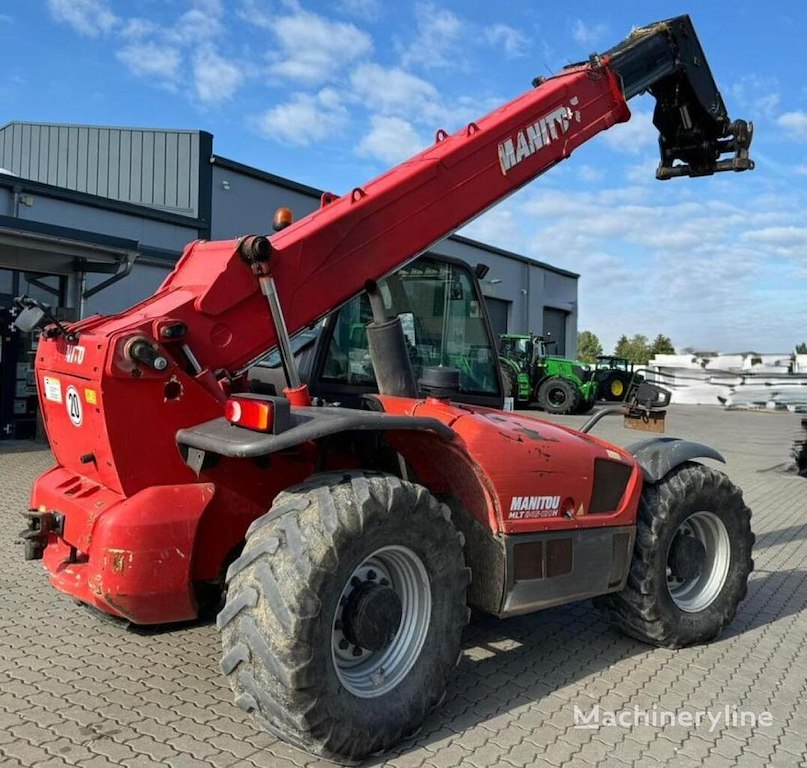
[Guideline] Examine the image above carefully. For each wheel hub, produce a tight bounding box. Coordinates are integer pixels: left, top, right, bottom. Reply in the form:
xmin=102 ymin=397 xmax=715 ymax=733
xmin=665 ymin=511 xmax=731 ymax=613
xmin=331 ymin=546 xmax=432 ymax=698
xmin=342 ymin=581 xmax=403 ymax=652
xmin=668 ymin=533 xmax=706 ymax=582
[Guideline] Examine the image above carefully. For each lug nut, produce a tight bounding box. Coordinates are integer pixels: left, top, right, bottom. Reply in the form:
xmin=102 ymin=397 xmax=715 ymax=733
xmin=380 ymin=578 xmax=389 ymax=587
xmin=351 ymin=576 xmax=361 ymax=587
xmin=339 ymin=639 xmax=349 ymax=650
xmin=352 ymin=647 xmax=363 ymax=657
xmin=367 ymin=570 xmax=377 ymax=580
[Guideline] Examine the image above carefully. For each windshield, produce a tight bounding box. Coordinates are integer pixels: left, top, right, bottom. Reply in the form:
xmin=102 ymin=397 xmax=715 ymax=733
xmin=255 ymin=325 xmax=322 ymax=369
xmin=322 ymin=258 xmax=499 ymax=396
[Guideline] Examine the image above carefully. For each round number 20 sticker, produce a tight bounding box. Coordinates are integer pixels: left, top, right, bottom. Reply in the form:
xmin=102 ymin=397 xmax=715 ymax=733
xmin=66 ymin=386 xmax=83 ymax=427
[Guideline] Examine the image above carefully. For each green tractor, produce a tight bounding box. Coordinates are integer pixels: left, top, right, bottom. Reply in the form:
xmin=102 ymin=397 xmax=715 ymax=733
xmin=498 ymin=333 xmax=597 ymax=414
xmin=593 ymin=356 xmax=645 ymax=402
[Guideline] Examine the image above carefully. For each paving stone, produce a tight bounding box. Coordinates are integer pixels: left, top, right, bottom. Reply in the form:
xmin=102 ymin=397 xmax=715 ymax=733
xmin=1 ymin=408 xmax=805 ymax=768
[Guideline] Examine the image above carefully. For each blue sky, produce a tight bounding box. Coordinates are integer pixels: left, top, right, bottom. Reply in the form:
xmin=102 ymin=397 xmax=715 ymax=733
xmin=1 ymin=1 xmax=805 ymax=353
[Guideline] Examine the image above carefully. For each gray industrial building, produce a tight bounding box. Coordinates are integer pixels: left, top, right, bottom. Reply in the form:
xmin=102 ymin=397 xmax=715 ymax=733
xmin=0 ymin=120 xmax=579 ymax=438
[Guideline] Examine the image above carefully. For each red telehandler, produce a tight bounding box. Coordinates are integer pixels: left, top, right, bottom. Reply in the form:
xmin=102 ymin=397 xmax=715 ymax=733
xmin=16 ymin=16 xmax=754 ymax=763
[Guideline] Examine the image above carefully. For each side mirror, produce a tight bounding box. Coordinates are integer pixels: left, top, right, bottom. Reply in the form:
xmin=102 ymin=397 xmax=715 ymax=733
xmin=13 ymin=306 xmax=46 ymax=334
xmin=633 ymin=381 xmax=672 ymax=409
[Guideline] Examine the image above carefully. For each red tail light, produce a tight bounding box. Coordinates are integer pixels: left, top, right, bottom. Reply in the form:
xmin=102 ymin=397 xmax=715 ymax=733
xmin=225 ymin=396 xmax=274 ymax=432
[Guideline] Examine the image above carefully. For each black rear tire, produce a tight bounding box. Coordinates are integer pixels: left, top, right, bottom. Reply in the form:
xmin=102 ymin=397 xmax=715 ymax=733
xmin=500 ymin=366 xmax=518 ymax=405
xmin=596 ymin=462 xmax=754 ymax=648
xmin=601 ymin=371 xmax=629 ymax=401
xmin=217 ymin=471 xmax=469 ymax=764
xmin=537 ymin=377 xmax=581 ymax=415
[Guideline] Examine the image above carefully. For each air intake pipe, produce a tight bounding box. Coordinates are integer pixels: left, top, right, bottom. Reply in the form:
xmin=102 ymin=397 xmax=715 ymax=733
xmin=364 ymin=280 xmax=418 ymax=398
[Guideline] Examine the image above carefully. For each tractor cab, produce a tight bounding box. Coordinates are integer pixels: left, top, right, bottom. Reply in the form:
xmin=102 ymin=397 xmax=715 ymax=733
xmin=249 ymin=254 xmax=504 ymax=409
xmin=596 ymin=356 xmax=632 ymax=372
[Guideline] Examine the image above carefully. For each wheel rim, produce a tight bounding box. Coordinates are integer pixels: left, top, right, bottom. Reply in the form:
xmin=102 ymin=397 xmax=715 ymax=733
xmin=331 ymin=545 xmax=431 ymax=698
xmin=610 ymin=379 xmax=624 ymax=397
xmin=548 ymin=387 xmax=566 ymax=406
xmin=666 ymin=511 xmax=730 ymax=612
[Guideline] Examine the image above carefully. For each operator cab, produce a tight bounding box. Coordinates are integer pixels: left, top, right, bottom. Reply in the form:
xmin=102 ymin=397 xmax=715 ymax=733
xmin=249 ymin=254 xmax=504 ymax=409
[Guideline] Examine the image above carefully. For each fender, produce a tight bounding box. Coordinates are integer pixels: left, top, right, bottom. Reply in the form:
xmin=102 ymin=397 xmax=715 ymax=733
xmin=627 ymin=437 xmax=725 ymax=484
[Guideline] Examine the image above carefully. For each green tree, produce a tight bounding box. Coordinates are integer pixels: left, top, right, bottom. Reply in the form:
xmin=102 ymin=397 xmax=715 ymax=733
xmin=796 ymin=342 xmax=807 ymax=354
xmin=614 ymin=335 xmax=631 ymax=359
xmin=614 ymin=334 xmax=651 ymax=365
xmin=577 ymin=330 xmax=603 ymax=363
xmin=651 ymin=334 xmax=676 ymax=356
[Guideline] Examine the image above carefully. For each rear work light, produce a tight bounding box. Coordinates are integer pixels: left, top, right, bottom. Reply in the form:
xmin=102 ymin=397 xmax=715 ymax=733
xmin=225 ymin=396 xmax=274 ymax=432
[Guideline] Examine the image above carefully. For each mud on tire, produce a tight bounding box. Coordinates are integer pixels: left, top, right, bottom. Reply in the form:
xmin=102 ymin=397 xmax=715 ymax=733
xmin=217 ymin=471 xmax=469 ymax=764
xmin=596 ymin=462 xmax=754 ymax=648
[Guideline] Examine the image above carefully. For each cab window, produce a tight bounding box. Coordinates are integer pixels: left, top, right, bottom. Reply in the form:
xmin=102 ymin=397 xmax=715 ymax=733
xmin=322 ymin=258 xmax=499 ymax=396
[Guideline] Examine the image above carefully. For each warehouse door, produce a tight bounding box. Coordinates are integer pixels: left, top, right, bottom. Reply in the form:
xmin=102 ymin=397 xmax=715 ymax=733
xmin=542 ymin=308 xmax=568 ymax=355
xmin=485 ymin=297 xmax=509 ymax=339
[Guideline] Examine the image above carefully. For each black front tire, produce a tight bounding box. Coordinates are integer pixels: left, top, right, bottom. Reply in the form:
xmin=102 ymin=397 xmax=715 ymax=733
xmin=596 ymin=462 xmax=754 ymax=648
xmin=217 ymin=471 xmax=469 ymax=764
xmin=537 ymin=377 xmax=581 ymax=415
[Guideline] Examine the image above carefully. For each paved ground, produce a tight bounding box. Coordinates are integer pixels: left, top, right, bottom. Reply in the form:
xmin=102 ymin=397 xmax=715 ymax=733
xmin=1 ymin=405 xmax=805 ymax=768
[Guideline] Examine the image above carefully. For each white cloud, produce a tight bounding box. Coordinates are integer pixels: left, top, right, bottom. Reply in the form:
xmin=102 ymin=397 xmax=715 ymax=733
xmin=337 ymin=0 xmax=382 ymax=20
xmin=357 ymin=115 xmax=426 ymax=165
xmin=0 ymin=14 xmax=13 ymax=24
xmin=742 ymin=226 xmax=807 ymax=257
xmin=625 ymin=158 xmax=659 ymax=184
xmin=266 ymin=9 xmax=373 ymax=84
xmin=171 ymin=0 xmax=223 ymax=44
xmin=777 ymin=111 xmax=807 ymax=141
xmin=578 ymin=164 xmax=605 ymax=184
xmin=193 ymin=46 xmax=244 ymax=104
xmin=237 ymin=0 xmax=274 ymax=29
xmin=460 ymin=205 xmax=524 ymax=253
xmin=351 ymin=64 xmax=439 ymax=118
xmin=257 ymin=89 xmax=349 ymax=145
xmin=485 ymin=24 xmax=528 ymax=58
xmin=571 ymin=18 xmax=607 ymax=48
xmin=730 ymin=74 xmax=780 ymax=114
xmin=116 ymin=43 xmax=181 ymax=85
xmin=600 ymin=109 xmax=657 ymax=154
xmin=47 ymin=0 xmax=117 ymax=37
xmin=796 ymin=165 xmax=807 ymax=176
xmin=451 ymin=180 xmax=806 ymax=352
xmin=400 ymin=3 xmax=465 ymax=70
xmin=120 ymin=17 xmax=159 ymax=39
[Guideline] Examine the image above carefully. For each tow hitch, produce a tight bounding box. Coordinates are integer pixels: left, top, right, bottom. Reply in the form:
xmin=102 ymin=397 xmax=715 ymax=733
xmin=19 ymin=509 xmax=64 ymax=560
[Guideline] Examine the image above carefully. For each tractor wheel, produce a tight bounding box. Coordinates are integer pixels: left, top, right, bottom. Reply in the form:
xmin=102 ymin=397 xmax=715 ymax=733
xmin=217 ymin=471 xmax=469 ymax=764
xmin=602 ymin=371 xmax=629 ymax=401
xmin=537 ymin=377 xmax=581 ymax=415
xmin=500 ymin=366 xmax=518 ymax=404
xmin=596 ymin=462 xmax=753 ymax=648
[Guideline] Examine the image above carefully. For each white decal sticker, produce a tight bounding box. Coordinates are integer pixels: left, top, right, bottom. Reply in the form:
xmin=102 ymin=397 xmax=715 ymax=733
xmin=498 ymin=96 xmax=582 ymax=175
xmin=43 ymin=376 xmax=62 ymax=403
xmin=66 ymin=386 xmax=83 ymax=427
xmin=65 ymin=344 xmax=86 ymax=364
xmin=508 ymin=495 xmax=561 ymax=520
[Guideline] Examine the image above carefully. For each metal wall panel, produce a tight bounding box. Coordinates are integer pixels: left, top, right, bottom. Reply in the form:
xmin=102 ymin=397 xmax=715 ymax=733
xmin=0 ymin=122 xmax=202 ymax=217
